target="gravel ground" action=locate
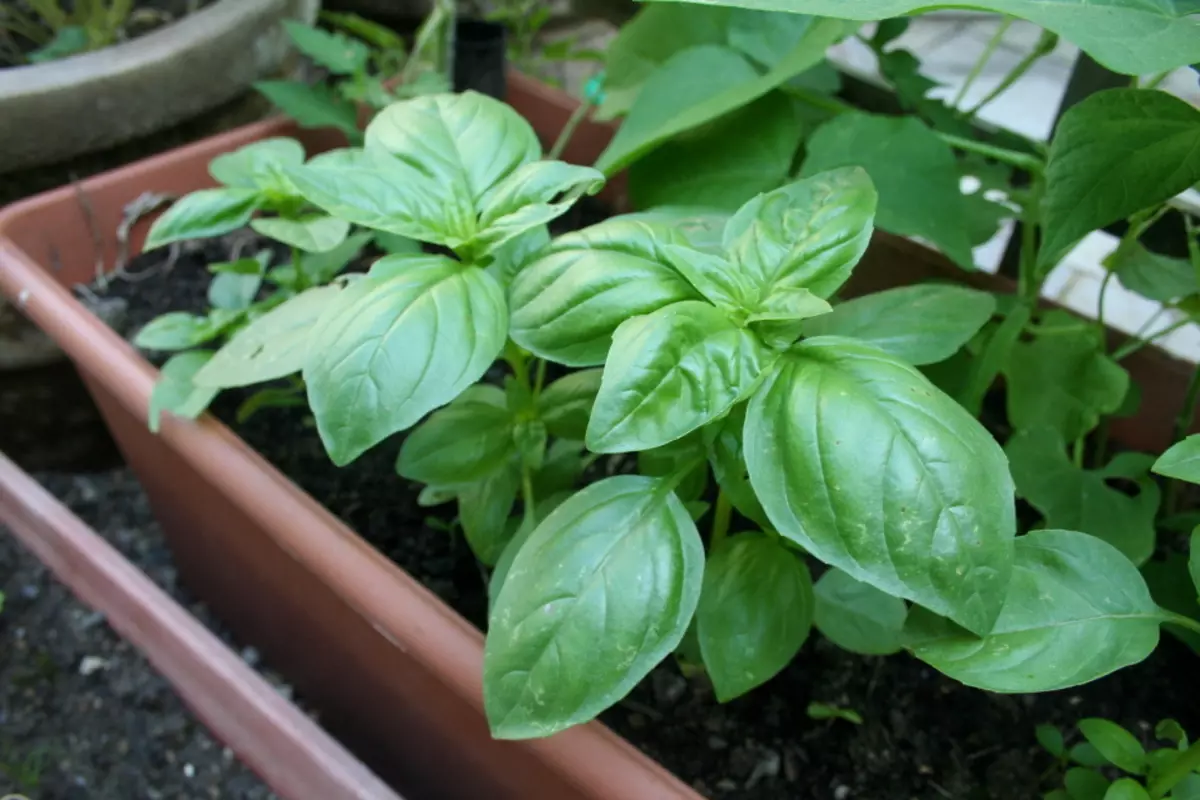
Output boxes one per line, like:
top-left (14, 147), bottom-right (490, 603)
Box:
top-left (0, 469), bottom-right (282, 799)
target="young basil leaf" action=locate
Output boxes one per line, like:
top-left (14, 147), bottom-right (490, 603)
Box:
top-left (704, 403), bottom-right (771, 528)
top-left (1155, 719), bottom-right (1188, 749)
top-left (304, 256), bottom-right (508, 465)
top-left (536, 369), bottom-right (604, 441)
top-left (638, 431), bottom-right (708, 503)
top-left (746, 287), bottom-right (834, 348)
top-left (396, 401), bottom-right (516, 485)
top-left (484, 475), bottom-right (704, 739)
top-left (508, 218), bottom-right (700, 366)
top-left (660, 244), bottom-right (753, 312)
top-left (208, 258), bottom-right (266, 311)
top-left (1103, 779), bottom-right (1150, 800)
top-left (1041, 89), bottom-right (1200, 270)
top-left (513, 419), bottom-right (548, 472)
top-left (134, 312), bottom-right (224, 351)
top-left (1078, 719), bottom-right (1147, 775)
top-left (254, 81), bottom-right (361, 140)
top-left (144, 188), bottom-right (262, 251)
top-left (957, 300), bottom-right (1032, 417)
top-left (300, 231), bottom-right (373, 286)
top-left (486, 225), bottom-right (551, 288)
top-left (1065, 767), bottom-right (1111, 800)
top-left (1071, 743), bottom-right (1110, 769)
top-left (472, 161), bottom-right (605, 255)
top-left (724, 167), bottom-right (877, 301)
top-left (905, 530), bottom-right (1162, 692)
top-left (459, 461), bottom-right (523, 566)
top-left (1112, 243), bottom-right (1199, 305)
top-left (282, 20), bottom-right (370, 75)
top-left (746, 337), bottom-right (1015, 635)
top-left (1037, 724), bottom-right (1066, 758)
top-left (209, 138), bottom-right (306, 191)
top-left (149, 351), bottom-right (218, 433)
top-left (813, 567), bottom-right (907, 656)
top-left (587, 301), bottom-right (772, 453)
top-left (250, 215), bottom-right (351, 253)
top-left (532, 440), bottom-right (588, 499)
top-left (1007, 428), bottom-right (1160, 565)
top-left (802, 285), bottom-right (997, 366)
top-left (1154, 435), bottom-right (1200, 485)
top-left (696, 532), bottom-right (813, 701)
top-left (235, 386), bottom-right (307, 424)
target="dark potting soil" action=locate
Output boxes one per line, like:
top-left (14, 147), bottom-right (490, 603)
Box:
top-left (89, 231), bottom-right (1200, 800)
top-left (0, 469), bottom-right (278, 799)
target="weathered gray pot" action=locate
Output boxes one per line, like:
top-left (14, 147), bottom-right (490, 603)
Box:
top-left (0, 0), bottom-right (319, 175)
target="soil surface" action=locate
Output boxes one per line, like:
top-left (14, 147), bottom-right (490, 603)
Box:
top-left (0, 469), bottom-right (278, 799)
top-left (86, 231), bottom-right (1200, 800)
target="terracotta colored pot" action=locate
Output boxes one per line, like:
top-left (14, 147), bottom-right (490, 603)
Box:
top-left (0, 75), bottom-right (698, 800)
top-left (0, 453), bottom-right (397, 800)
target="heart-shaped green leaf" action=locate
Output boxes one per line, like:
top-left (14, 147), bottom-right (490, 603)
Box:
top-left (703, 403), bottom-right (771, 528)
top-left (209, 137), bottom-right (306, 191)
top-left (149, 351), bottom-right (218, 433)
top-left (459, 461), bottom-right (523, 566)
top-left (472, 161), bottom-right (605, 255)
top-left (813, 567), bottom-right (908, 656)
top-left (536, 369), bottom-right (604, 441)
top-left (396, 400), bottom-right (516, 485)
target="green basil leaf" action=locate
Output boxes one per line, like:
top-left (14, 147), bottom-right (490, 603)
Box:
top-left (372, 231), bottom-right (422, 255)
top-left (473, 161), bottom-right (605, 255)
top-left (304, 256), bottom-right (508, 464)
top-left (746, 337), bottom-right (1015, 635)
top-left (697, 532), bottom-right (813, 701)
top-left (513, 418), bottom-right (548, 472)
top-left (300, 230), bottom-right (373, 285)
top-left (906, 529), bottom-right (1161, 692)
top-left (724, 167), bottom-right (877, 300)
top-left (1078, 719), bottom-right (1147, 775)
top-left (1154, 434), bottom-right (1200, 485)
top-left (659, 245), bottom-right (753, 312)
top-left (803, 285), bottom-right (997, 366)
top-left (620, 206), bottom-right (732, 252)
top-left (144, 188), bottom-right (262, 251)
top-left (207, 260), bottom-right (265, 311)
top-left (638, 0), bottom-right (1200, 75)
top-left (727, 8), bottom-right (829, 68)
top-left (486, 224), bottom-right (551, 288)
top-left (587, 301), bottom-right (772, 453)
top-left (638, 431), bottom-right (708, 503)
top-left (149, 351), bottom-right (218, 433)
top-left (1065, 767), bottom-right (1111, 800)
top-left (484, 475), bottom-right (704, 739)
top-left (397, 402), bottom-right (516, 485)
top-left (235, 386), bottom-right (307, 424)
top-left (536, 369), bottom-right (604, 440)
top-left (134, 312), bottom-right (224, 351)
top-left (508, 218), bottom-right (699, 366)
top-left (250, 215), bottom-right (351, 253)
top-left (459, 460), bottom-right (523, 566)
top-left (1173, 775), bottom-right (1200, 800)
top-left (746, 287), bottom-right (833, 348)
top-left (800, 112), bottom-right (973, 269)
top-left (1042, 89), bottom-right (1200, 269)
top-left (1141, 554), bottom-right (1200, 655)
top-left (254, 81), bottom-right (361, 140)
top-left (629, 91), bottom-right (805, 211)
top-left (1037, 724), bottom-right (1066, 758)
top-left (194, 285), bottom-right (343, 389)
top-left (1104, 780), bottom-right (1150, 800)
top-left (1007, 428), bottom-right (1159, 565)
top-left (283, 20), bottom-right (370, 75)
top-left (532, 440), bottom-right (588, 499)
top-left (488, 490), bottom-right (575, 616)
top-left (1112, 243), bottom-right (1199, 304)
top-left (703, 403), bottom-right (770, 528)
top-left (209, 138), bottom-right (306, 191)
top-left (813, 567), bottom-right (907, 656)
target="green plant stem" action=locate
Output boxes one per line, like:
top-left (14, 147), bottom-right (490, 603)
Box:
top-left (952, 17), bottom-right (1013, 109)
top-left (1142, 70), bottom-right (1171, 91)
top-left (1071, 436), bottom-right (1084, 468)
top-left (521, 468), bottom-right (536, 526)
top-left (1096, 270), bottom-right (1114, 334)
top-left (1148, 732), bottom-right (1200, 798)
top-left (710, 489), bottom-right (732, 551)
top-left (548, 93), bottom-right (592, 161)
top-left (962, 29), bottom-right (1058, 119)
top-left (1113, 316), bottom-right (1192, 361)
top-left (532, 357), bottom-right (547, 398)
top-left (505, 340), bottom-right (530, 386)
top-left (1018, 176), bottom-right (1044, 300)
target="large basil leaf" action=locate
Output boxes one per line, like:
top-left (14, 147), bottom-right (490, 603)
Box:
top-left (813, 567), bottom-right (907, 656)
top-left (209, 138), bottom-right (306, 191)
top-left (193, 285), bottom-right (342, 389)
top-left (802, 285), bottom-right (996, 366)
top-left (472, 161), bottom-right (605, 255)
top-left (144, 188), bottom-right (262, 250)
top-left (745, 337), bottom-right (1016, 635)
top-left (484, 475), bottom-right (704, 739)
top-left (704, 403), bottom-right (770, 528)
top-left (588, 301), bottom-right (771, 453)
top-left (629, 91), bottom-right (805, 211)
top-left (304, 256), bottom-right (508, 464)
top-left (906, 529), bottom-right (1162, 692)
top-left (1041, 89), bottom-right (1200, 269)
top-left (1154, 435), bottom-right (1200, 485)
top-left (459, 461), bottom-right (523, 566)
top-left (594, 17), bottom-right (850, 175)
top-left (250, 215), bottom-right (350, 253)
top-left (723, 167), bottom-right (877, 301)
top-left (149, 351), bottom-right (218, 433)
top-left (1007, 428), bottom-right (1159, 566)
top-left (508, 219), bottom-right (699, 366)
top-left (396, 401), bottom-right (516, 485)
top-left (536, 369), bottom-right (604, 441)
top-left (696, 532), bottom-right (813, 701)
top-left (801, 112), bottom-right (974, 269)
top-left (640, 0), bottom-right (1200, 75)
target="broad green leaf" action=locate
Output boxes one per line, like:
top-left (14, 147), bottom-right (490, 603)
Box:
top-left (587, 301), bottom-right (771, 453)
top-left (595, 17), bottom-right (850, 175)
top-left (484, 475), bottom-right (705, 739)
top-left (396, 401), bottom-right (516, 485)
top-left (149, 351), bottom-right (218, 434)
top-left (1154, 435), bottom-right (1200, 485)
top-left (300, 231), bottom-right (373, 285)
top-left (135, 312), bottom-right (223, 351)
top-left (486, 224), bottom-right (551, 287)
top-left (250, 215), bottom-right (350, 253)
top-left (747, 287), bottom-right (835, 348)
top-left (1007, 429), bottom-right (1159, 565)
top-left (703, 403), bottom-right (770, 528)
top-left (697, 532), bottom-right (813, 701)
top-left (1005, 315), bottom-right (1130, 441)
top-left (1078, 719), bottom-right (1146, 775)
top-left (1112, 243), bottom-right (1198, 304)
top-left (1071, 744), bottom-right (1110, 769)
top-left (629, 91), bottom-right (804, 211)
top-left (801, 112), bottom-right (974, 268)
top-left (1104, 780), bottom-right (1150, 800)
top-left (660, 246), bottom-right (753, 312)
top-left (144, 188), bottom-right (262, 250)
top-left (209, 138), bottom-right (306, 191)
top-left (488, 491), bottom-right (575, 616)
top-left (620, 206), bottom-right (732, 252)
top-left (724, 167), bottom-right (877, 300)
top-left (1042, 90), bottom-right (1200, 269)
top-left (906, 530), bottom-right (1162, 692)
top-left (207, 259), bottom-right (264, 311)
top-left (304, 256), bottom-right (508, 464)
top-left (459, 461), bottom-right (522, 565)
top-left (508, 218), bottom-right (700, 366)
top-left (372, 231), bottom-right (422, 255)
top-left (254, 81), bottom-right (361, 139)
top-left (283, 20), bottom-right (370, 74)
top-left (640, 0), bottom-right (1200, 75)
top-left (1174, 775), bottom-right (1200, 800)
top-left (473, 161), bottom-right (605, 255)
top-left (813, 567), bottom-right (907, 656)
top-left (746, 337), bottom-right (1015, 635)
top-left (193, 285), bottom-right (342, 389)
top-left (1038, 724), bottom-right (1066, 758)
top-left (1066, 767), bottom-right (1112, 800)
top-left (803, 285), bottom-right (997, 366)
top-left (536, 369), bottom-right (603, 441)
top-left (727, 8), bottom-right (829, 68)
top-left (513, 418), bottom-right (548, 472)
top-left (958, 300), bottom-right (1033, 416)
top-left (637, 431), bottom-right (709, 503)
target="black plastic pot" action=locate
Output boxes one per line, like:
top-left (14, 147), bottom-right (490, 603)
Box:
top-left (453, 20), bottom-right (507, 100)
